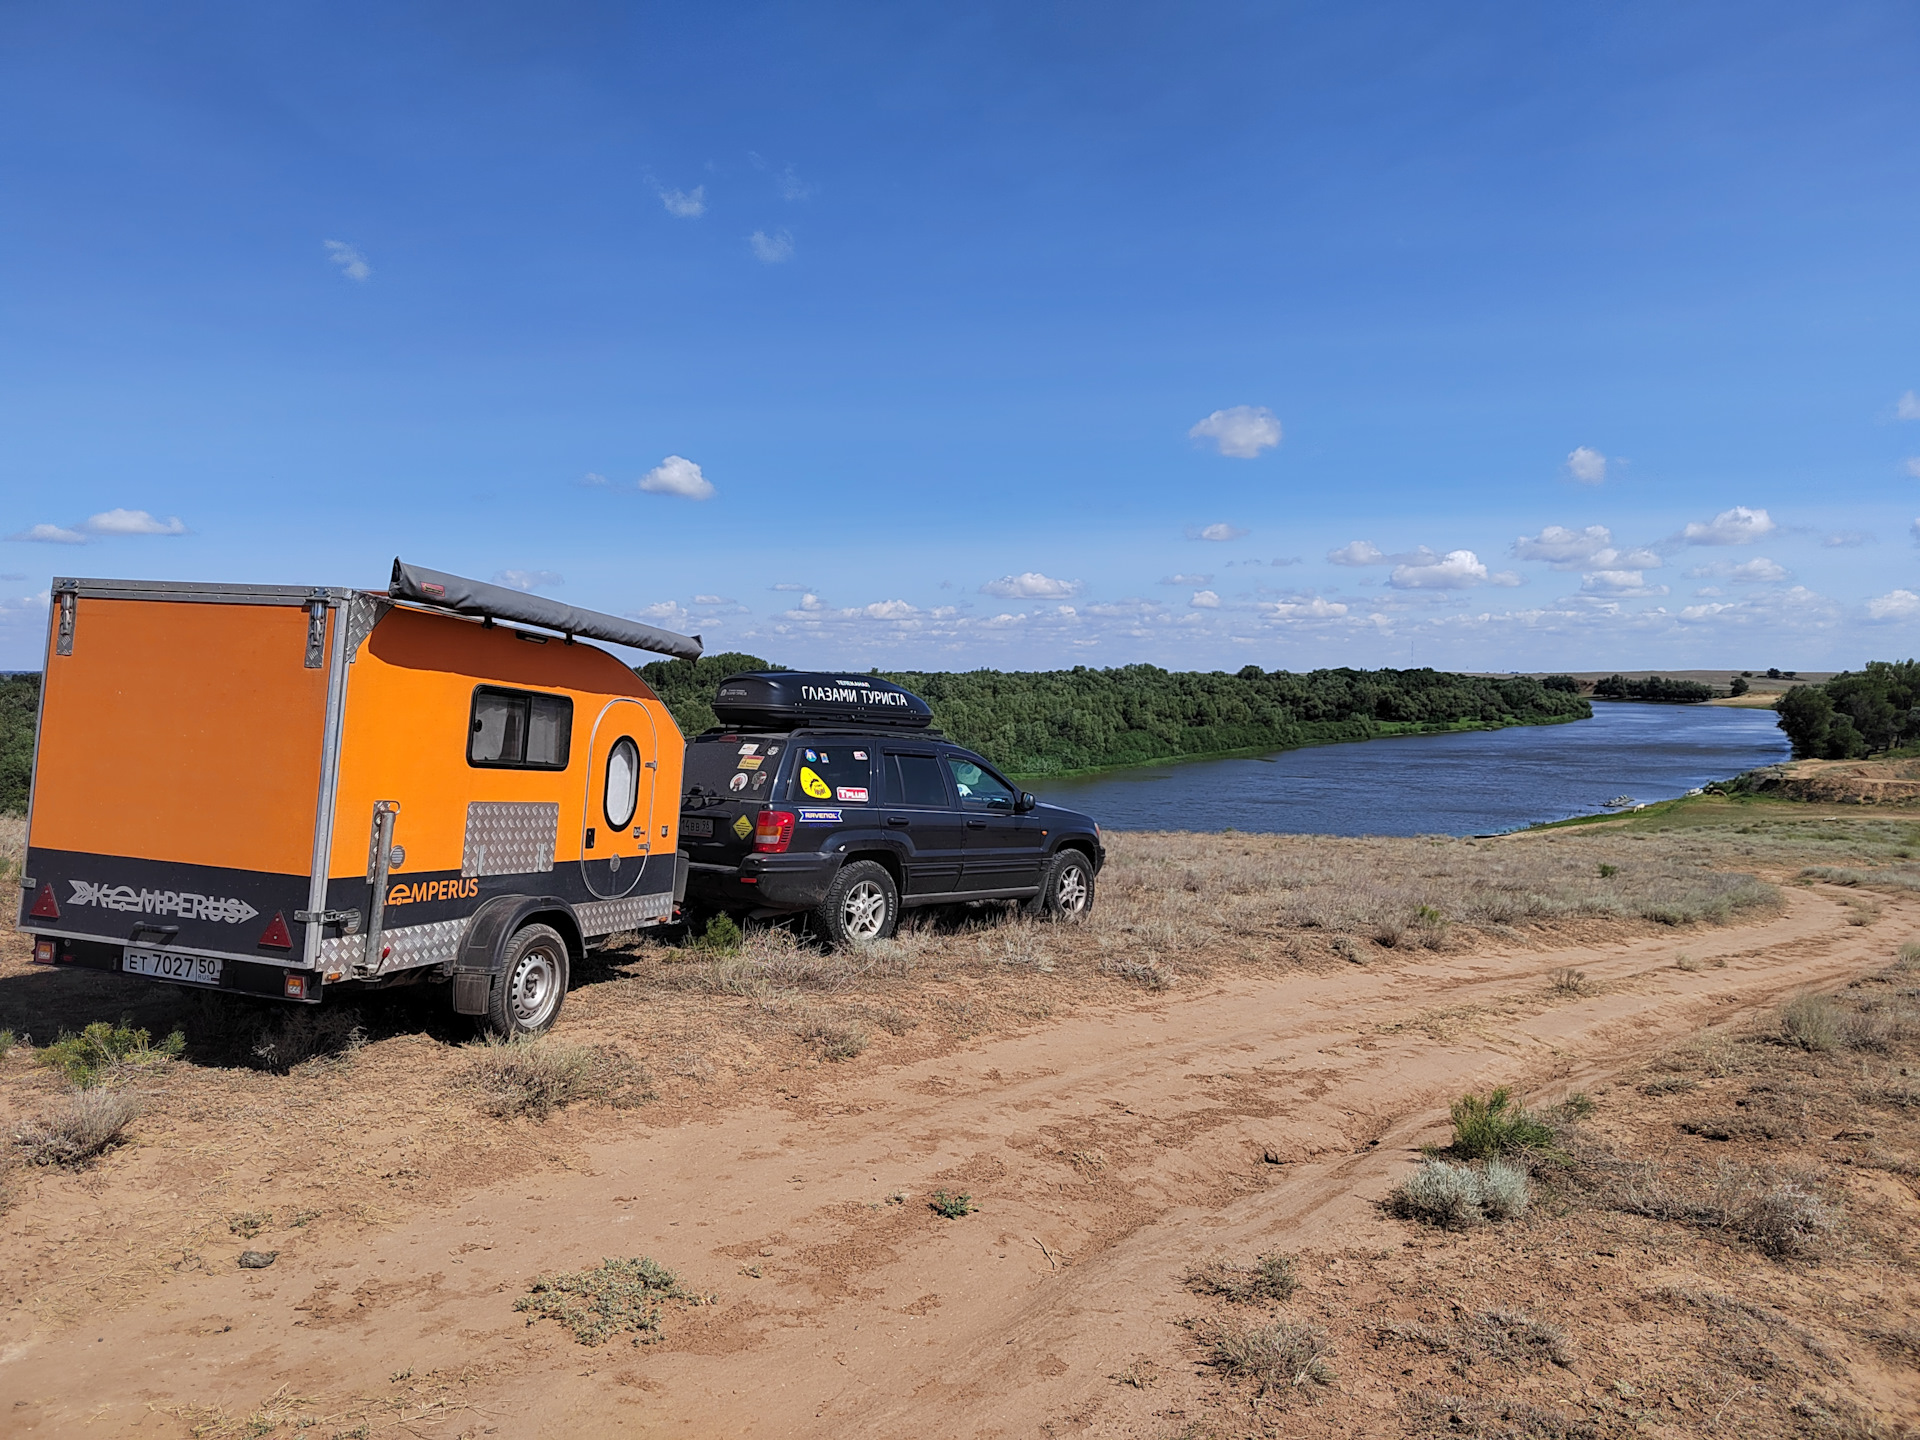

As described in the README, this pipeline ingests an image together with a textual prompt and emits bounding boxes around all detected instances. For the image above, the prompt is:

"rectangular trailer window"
[469,686,573,769]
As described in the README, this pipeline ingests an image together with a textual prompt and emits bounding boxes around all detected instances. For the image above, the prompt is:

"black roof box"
[713,672,935,729]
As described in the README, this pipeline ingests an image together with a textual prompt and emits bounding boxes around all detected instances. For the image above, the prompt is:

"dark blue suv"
[678,673,1104,945]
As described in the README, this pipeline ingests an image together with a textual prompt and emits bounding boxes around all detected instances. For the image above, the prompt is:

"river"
[1032,701,1791,836]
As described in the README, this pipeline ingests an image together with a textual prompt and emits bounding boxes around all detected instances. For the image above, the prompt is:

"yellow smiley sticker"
[799,766,832,799]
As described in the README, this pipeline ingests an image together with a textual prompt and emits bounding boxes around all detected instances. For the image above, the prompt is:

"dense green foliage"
[0,674,39,813]
[639,655,1591,776]
[1592,674,1715,703]
[1775,661,1920,758]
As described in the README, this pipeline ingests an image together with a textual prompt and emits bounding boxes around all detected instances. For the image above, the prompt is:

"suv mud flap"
[450,894,582,1016]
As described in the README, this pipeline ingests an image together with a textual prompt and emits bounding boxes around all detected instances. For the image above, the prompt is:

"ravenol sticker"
[836,786,870,803]
[799,766,832,799]
[737,755,763,771]
[732,814,753,839]
[798,808,842,824]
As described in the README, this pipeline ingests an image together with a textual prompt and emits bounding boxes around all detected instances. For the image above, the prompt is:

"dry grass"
[463,1037,654,1120]
[0,812,24,886]
[1184,1251,1299,1304]
[514,1256,697,1346]
[796,1016,869,1061]
[1200,1318,1336,1397]
[12,1088,142,1167]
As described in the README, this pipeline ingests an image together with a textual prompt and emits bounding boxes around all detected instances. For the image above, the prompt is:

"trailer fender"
[450,895,584,1015]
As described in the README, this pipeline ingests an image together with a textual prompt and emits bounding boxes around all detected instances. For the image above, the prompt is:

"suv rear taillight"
[754,810,796,853]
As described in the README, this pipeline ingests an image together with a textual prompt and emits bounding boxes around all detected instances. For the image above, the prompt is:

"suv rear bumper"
[685,853,840,913]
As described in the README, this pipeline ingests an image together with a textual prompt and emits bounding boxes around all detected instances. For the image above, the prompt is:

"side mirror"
[1016,791,1036,813]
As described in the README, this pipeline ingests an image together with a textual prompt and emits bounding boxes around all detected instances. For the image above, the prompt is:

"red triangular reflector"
[29,882,60,920]
[257,911,294,950]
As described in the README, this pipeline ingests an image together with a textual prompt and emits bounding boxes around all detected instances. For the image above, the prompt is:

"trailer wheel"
[1029,849,1096,923]
[815,861,899,948]
[484,922,570,1039]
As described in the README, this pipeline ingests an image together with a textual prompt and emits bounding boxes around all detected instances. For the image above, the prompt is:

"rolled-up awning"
[388,559,704,661]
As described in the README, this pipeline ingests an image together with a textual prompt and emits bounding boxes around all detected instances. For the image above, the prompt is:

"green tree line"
[638,655,1591,777]
[0,674,37,814]
[1775,661,1920,758]
[1591,674,1716,703]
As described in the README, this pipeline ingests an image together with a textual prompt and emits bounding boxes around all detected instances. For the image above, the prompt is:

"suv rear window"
[789,744,874,804]
[684,734,786,802]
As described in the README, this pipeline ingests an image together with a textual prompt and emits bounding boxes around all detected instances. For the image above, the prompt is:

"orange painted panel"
[31,599,330,873]
[327,607,684,879]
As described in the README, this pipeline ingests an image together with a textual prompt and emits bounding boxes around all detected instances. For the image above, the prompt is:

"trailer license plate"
[124,948,223,986]
[681,817,713,837]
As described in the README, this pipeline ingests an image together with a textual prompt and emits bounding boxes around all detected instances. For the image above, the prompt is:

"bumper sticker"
[799,766,832,799]
[835,786,869,803]
[798,808,842,824]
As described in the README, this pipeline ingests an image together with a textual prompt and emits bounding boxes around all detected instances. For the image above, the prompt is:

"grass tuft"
[1185,1252,1299,1304]
[35,1020,183,1087]
[1780,995,1841,1052]
[1098,955,1175,990]
[1202,1319,1336,1396]
[514,1256,695,1346]
[13,1088,141,1167]
[929,1188,973,1218]
[464,1037,654,1120]
[1547,967,1591,996]
[1449,1086,1556,1159]
[1387,1159,1485,1229]
[798,1018,869,1061]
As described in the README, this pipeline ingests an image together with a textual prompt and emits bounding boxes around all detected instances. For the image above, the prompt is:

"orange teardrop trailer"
[16,561,697,1037]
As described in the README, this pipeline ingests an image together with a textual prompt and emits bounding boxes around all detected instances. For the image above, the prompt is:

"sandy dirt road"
[4,883,1907,1437]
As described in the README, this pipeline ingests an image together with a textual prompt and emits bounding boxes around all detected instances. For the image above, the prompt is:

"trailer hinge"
[56,591,76,656]
[304,597,328,668]
[294,908,362,933]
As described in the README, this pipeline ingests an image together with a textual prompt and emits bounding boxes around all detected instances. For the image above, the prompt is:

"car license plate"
[681,817,713,837]
[124,947,223,986]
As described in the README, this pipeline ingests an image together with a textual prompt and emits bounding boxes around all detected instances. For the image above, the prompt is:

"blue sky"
[3,2,1918,673]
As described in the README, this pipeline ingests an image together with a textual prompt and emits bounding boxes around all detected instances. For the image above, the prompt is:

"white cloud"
[1565,447,1607,484]
[1728,557,1790,583]
[323,240,370,281]
[493,569,562,591]
[863,599,918,620]
[749,229,794,263]
[778,166,812,201]
[659,185,706,218]
[7,522,86,544]
[1192,522,1249,542]
[693,594,730,606]
[1580,570,1669,598]
[1327,540,1388,566]
[1899,390,1920,421]
[1190,590,1220,608]
[1265,597,1349,619]
[8,509,188,544]
[1905,457,1920,479]
[1682,506,1776,545]
[770,582,808,592]
[1488,570,1523,587]
[579,472,610,487]
[1188,405,1282,459]
[631,601,693,630]
[1160,573,1212,586]
[1867,589,1920,621]
[1824,531,1871,547]
[638,455,715,499]
[980,572,1081,598]
[1512,524,1615,568]
[1390,549,1488,590]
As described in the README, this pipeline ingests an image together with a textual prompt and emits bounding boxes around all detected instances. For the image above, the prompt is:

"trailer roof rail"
[388,559,704,661]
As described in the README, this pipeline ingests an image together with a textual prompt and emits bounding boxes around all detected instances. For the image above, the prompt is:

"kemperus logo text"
[65,880,260,925]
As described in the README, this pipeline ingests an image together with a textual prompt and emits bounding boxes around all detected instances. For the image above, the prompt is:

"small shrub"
[1597,863,1618,878]
[249,1007,367,1072]
[1710,1169,1837,1259]
[35,1020,183,1087]
[13,1089,141,1167]
[0,1028,15,1059]
[1780,995,1841,1053]
[1896,941,1920,971]
[465,1037,653,1120]
[229,1211,271,1239]
[515,1256,694,1346]
[1203,1319,1335,1395]
[1675,953,1701,972]
[929,1189,973,1218]
[1387,1160,1484,1230]
[1098,955,1174,989]
[798,1018,868,1061]
[1449,1087,1555,1159]
[1479,1159,1532,1220]
[693,913,742,955]
[1185,1252,1298,1304]
[1547,968,1591,997]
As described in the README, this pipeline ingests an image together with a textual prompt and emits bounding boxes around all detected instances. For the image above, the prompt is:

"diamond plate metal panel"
[319,917,465,975]
[463,802,559,878]
[577,891,673,938]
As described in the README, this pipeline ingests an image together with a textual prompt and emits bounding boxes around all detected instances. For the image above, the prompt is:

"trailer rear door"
[21,583,342,966]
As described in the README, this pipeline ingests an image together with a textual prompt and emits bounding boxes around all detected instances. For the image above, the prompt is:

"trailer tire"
[1029,849,1096,923]
[814,861,898,948]
[484,922,570,1039]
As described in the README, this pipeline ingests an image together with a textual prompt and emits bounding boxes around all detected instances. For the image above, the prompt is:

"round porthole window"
[604,737,640,831]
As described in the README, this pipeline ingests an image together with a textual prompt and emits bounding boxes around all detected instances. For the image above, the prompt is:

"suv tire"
[816,861,899,947]
[484,922,570,1040]
[1030,849,1096,923]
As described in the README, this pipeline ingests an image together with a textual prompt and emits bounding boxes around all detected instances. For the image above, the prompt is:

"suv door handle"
[966,819,987,830]
[886,816,911,828]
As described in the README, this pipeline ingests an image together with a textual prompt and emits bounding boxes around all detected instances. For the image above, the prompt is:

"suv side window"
[946,754,1015,811]
[885,752,950,807]
[788,743,874,804]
